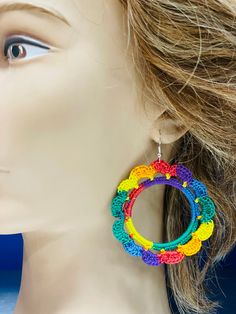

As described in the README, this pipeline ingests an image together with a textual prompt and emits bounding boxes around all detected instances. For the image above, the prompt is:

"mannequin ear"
[149,111,190,144]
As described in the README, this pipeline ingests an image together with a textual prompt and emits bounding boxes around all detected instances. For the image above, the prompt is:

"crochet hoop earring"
[110,130,217,266]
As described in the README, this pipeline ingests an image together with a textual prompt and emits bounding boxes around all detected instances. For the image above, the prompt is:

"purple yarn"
[141,248,162,266]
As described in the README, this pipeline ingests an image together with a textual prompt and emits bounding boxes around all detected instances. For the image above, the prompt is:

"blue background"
[0,234,235,313]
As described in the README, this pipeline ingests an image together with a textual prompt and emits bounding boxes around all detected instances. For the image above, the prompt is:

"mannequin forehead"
[0,1,71,25]
[0,0,119,22]
[0,0,126,46]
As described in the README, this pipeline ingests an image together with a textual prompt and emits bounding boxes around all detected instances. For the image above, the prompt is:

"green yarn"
[198,196,216,222]
[110,191,128,218]
[112,218,132,245]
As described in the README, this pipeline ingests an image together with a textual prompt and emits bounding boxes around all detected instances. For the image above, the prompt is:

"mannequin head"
[1,1,235,314]
[0,0,187,234]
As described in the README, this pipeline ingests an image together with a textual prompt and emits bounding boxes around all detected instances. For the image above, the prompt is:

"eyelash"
[3,35,50,62]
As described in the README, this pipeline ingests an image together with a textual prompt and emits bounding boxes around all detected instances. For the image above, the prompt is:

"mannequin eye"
[3,35,50,63]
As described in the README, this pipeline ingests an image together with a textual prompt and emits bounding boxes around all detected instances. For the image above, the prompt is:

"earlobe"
[150,114,190,144]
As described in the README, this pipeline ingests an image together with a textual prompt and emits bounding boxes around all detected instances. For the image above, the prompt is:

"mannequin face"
[0,0,164,234]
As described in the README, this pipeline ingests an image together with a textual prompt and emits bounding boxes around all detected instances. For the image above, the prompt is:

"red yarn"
[157,250,185,264]
[150,159,171,174]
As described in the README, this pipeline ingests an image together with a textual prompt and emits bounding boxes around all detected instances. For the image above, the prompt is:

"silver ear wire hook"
[157,129,162,162]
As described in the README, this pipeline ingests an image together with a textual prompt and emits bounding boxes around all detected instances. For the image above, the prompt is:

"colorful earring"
[110,130,216,266]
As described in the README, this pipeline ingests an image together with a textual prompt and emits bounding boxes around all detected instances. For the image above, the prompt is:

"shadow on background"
[0,234,235,313]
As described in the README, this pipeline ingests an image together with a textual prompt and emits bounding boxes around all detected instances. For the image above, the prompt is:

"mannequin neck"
[14,193,172,314]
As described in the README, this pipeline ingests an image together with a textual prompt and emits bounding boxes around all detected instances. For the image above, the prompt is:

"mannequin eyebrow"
[0,2,71,26]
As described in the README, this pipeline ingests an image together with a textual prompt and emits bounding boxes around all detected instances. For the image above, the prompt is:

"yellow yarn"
[117,164,157,192]
[117,177,138,192]
[166,173,171,179]
[177,235,202,256]
[125,217,153,250]
[192,220,214,241]
[129,165,156,181]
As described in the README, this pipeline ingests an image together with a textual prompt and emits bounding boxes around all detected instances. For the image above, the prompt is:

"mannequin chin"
[0,1,179,313]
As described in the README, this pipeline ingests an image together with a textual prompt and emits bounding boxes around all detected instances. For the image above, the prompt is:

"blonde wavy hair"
[119,1,236,313]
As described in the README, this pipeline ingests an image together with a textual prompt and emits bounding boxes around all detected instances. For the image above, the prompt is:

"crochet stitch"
[110,159,216,266]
